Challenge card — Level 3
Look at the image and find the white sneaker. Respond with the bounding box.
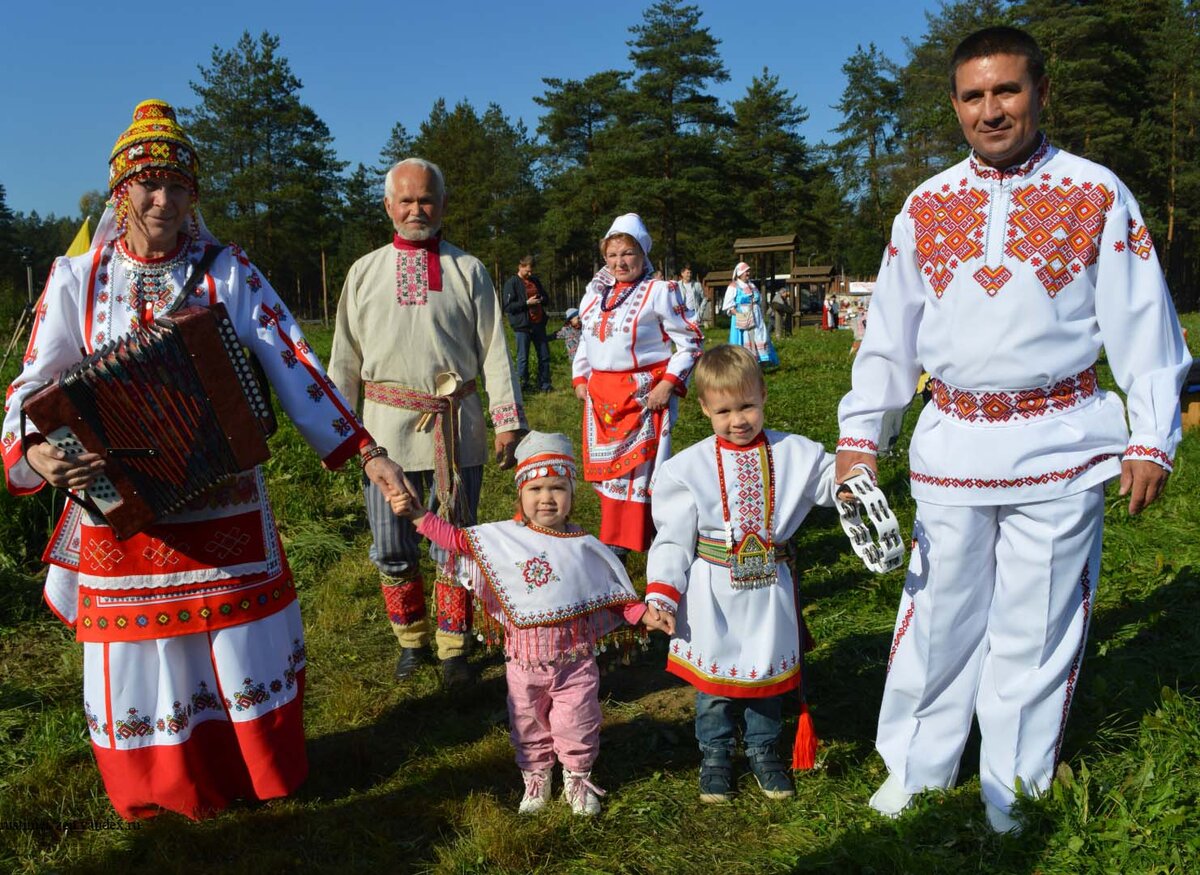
[562,768,605,816]
[518,768,552,815]
[868,773,914,818]
[984,799,1022,834]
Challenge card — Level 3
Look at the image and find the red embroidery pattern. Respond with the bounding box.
[928,367,1097,423]
[969,136,1050,180]
[908,183,989,297]
[1054,561,1091,761]
[1005,181,1114,297]
[1124,444,1172,470]
[972,265,1012,297]
[886,242,899,265]
[382,576,426,627]
[435,577,472,634]
[395,249,429,306]
[910,453,1115,490]
[887,599,915,674]
[837,437,878,452]
[1126,221,1154,260]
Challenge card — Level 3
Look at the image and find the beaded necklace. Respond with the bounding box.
[715,436,778,590]
[115,235,191,323]
[598,276,648,342]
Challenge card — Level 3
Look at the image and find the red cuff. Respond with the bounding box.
[1123,444,1173,472]
[3,436,46,496]
[661,373,688,398]
[837,437,878,454]
[321,427,372,471]
[572,376,587,388]
[645,581,682,604]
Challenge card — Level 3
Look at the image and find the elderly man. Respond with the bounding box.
[836,26,1190,833]
[330,157,526,687]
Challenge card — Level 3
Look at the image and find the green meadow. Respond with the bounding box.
[1,317,1197,874]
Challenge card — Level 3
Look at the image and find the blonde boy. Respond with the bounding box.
[644,345,841,801]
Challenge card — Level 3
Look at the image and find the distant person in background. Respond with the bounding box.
[678,265,707,329]
[723,262,778,369]
[573,213,704,559]
[554,306,583,362]
[503,255,552,394]
[849,302,866,356]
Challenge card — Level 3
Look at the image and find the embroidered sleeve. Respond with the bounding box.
[224,248,369,469]
[474,263,526,433]
[3,256,86,495]
[657,281,704,391]
[1094,188,1191,465]
[838,209,926,450]
[645,462,697,605]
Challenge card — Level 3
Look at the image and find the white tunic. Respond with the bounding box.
[645,431,837,698]
[838,139,1191,505]
[328,239,526,472]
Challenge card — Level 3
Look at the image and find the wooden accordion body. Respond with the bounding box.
[23,303,276,540]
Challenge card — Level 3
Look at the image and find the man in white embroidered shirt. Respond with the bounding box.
[835,26,1191,834]
[329,157,527,688]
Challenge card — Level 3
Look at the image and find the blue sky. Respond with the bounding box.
[1,1,939,218]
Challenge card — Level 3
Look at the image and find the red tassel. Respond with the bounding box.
[792,702,818,770]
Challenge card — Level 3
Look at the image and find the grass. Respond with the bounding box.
[1,314,1198,874]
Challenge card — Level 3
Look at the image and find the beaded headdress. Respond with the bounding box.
[514,431,576,488]
[108,100,200,236]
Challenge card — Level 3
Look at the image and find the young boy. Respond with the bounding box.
[554,307,583,362]
[642,344,840,802]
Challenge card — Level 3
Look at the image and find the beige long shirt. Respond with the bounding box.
[328,239,526,471]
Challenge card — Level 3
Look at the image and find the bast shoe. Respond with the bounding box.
[518,768,552,815]
[393,647,427,680]
[562,768,604,816]
[868,772,914,818]
[698,756,735,803]
[440,655,475,689]
[746,749,795,800]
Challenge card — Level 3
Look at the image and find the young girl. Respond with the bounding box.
[390,431,663,815]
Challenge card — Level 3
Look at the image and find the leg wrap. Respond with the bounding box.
[381,572,429,649]
[434,574,472,658]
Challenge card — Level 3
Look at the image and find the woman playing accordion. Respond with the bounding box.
[1,99,408,821]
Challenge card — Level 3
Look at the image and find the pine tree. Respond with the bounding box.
[625,0,731,274]
[184,31,345,314]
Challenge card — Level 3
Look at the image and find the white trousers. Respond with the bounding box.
[878,484,1104,812]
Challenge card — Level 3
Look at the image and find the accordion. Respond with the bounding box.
[22,303,276,539]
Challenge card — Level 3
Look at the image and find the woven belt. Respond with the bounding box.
[928,366,1097,423]
[364,375,476,523]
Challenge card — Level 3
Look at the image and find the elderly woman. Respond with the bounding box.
[1,100,407,821]
[723,262,779,368]
[572,214,703,556]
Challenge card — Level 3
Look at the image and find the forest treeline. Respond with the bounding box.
[1,0,1196,321]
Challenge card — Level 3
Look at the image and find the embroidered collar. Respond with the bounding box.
[715,432,767,452]
[520,519,585,538]
[601,275,650,313]
[392,232,442,291]
[969,134,1051,181]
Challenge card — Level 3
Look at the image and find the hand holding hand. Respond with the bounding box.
[642,603,676,635]
[25,441,105,490]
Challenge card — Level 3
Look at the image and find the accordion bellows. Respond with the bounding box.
[23,303,275,539]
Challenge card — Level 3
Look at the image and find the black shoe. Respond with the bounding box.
[441,655,475,688]
[394,647,426,680]
[698,756,734,803]
[746,749,794,800]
